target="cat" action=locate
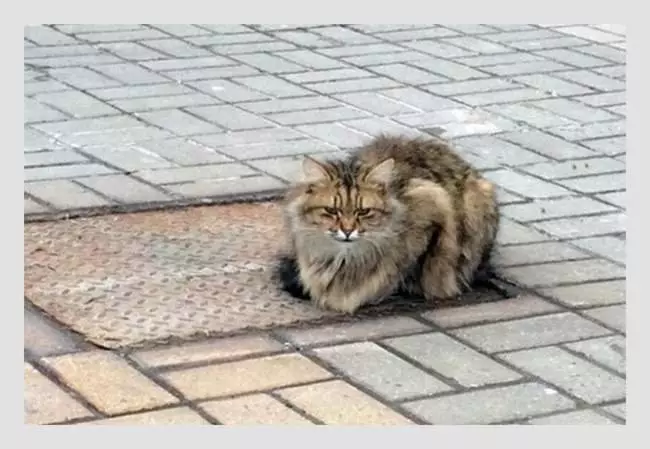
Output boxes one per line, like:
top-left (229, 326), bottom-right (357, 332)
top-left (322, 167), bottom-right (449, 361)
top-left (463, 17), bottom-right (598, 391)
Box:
top-left (274, 133), bottom-right (500, 314)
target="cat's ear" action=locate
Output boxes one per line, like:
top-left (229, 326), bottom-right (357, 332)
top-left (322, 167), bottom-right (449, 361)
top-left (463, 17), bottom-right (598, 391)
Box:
top-left (365, 158), bottom-right (394, 185)
top-left (301, 155), bottom-right (330, 184)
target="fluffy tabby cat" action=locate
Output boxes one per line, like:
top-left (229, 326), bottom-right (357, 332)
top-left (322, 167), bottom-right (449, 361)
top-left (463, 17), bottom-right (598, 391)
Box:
top-left (275, 133), bottom-right (500, 314)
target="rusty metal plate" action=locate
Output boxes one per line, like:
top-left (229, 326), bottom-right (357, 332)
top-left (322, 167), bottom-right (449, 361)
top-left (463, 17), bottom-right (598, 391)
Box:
top-left (24, 202), bottom-right (515, 349)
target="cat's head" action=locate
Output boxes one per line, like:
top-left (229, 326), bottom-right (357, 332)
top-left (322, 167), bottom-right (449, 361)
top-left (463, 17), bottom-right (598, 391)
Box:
top-left (285, 155), bottom-right (402, 244)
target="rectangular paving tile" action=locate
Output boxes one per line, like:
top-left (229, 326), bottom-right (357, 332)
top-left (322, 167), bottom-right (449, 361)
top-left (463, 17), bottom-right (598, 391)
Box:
top-left (493, 242), bottom-right (590, 267)
top-left (199, 394), bottom-right (312, 425)
top-left (77, 175), bottom-right (172, 204)
top-left (402, 382), bottom-right (575, 424)
top-left (500, 130), bottom-right (597, 160)
top-left (531, 213), bottom-right (626, 238)
top-left (33, 91), bottom-right (120, 118)
top-left (539, 280), bottom-right (626, 308)
top-left (500, 197), bottom-right (617, 222)
top-left (570, 236), bottom-right (625, 265)
top-left (565, 335), bottom-right (625, 375)
top-left (558, 173), bottom-right (626, 194)
top-left (295, 123), bottom-right (371, 148)
top-left (24, 363), bottom-right (93, 424)
top-left (484, 169), bottom-right (572, 199)
top-left (167, 175), bottom-right (286, 198)
top-left (25, 180), bottom-right (114, 209)
top-left (276, 380), bottom-right (413, 425)
top-left (496, 218), bottom-right (550, 245)
top-left (24, 149), bottom-right (89, 167)
top-left (420, 296), bottom-right (560, 329)
top-left (24, 307), bottom-right (86, 357)
top-left (277, 316), bottom-right (430, 347)
top-left (502, 259), bottom-right (625, 288)
top-left (583, 305), bottom-right (626, 333)
top-left (160, 354), bottom-right (333, 399)
top-left (519, 157), bottom-right (625, 180)
top-left (132, 335), bottom-right (285, 368)
top-left (42, 351), bottom-right (178, 415)
top-left (384, 333), bottom-right (522, 387)
top-left (87, 407), bottom-right (210, 425)
top-left (138, 109), bottom-right (224, 136)
top-left (452, 312), bottom-right (612, 353)
top-left (498, 346), bottom-right (625, 404)
top-left (313, 342), bottom-right (452, 400)
top-left (527, 409), bottom-right (619, 425)
top-left (454, 135), bottom-right (548, 166)
top-left (186, 105), bottom-right (276, 131)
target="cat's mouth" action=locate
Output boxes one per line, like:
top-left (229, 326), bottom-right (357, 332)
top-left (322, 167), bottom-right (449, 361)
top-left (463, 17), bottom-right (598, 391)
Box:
top-left (329, 229), bottom-right (361, 242)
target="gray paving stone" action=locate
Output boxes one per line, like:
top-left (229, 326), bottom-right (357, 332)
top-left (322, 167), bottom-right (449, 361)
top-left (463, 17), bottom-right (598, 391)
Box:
top-left (423, 78), bottom-right (516, 96)
top-left (165, 65), bottom-right (260, 82)
top-left (24, 127), bottom-right (69, 152)
top-left (238, 96), bottom-right (341, 114)
top-left (558, 26), bottom-right (622, 43)
top-left (47, 67), bottom-right (122, 89)
top-left (24, 198), bottom-right (50, 214)
top-left (235, 75), bottom-right (312, 98)
top-left (313, 342), bottom-right (452, 400)
top-left (278, 316), bottom-right (430, 347)
top-left (539, 281), bottom-right (626, 308)
top-left (138, 109), bottom-right (224, 136)
top-left (532, 212), bottom-right (626, 239)
top-left (483, 169), bottom-right (572, 198)
top-left (384, 333), bottom-right (522, 387)
top-left (272, 30), bottom-right (335, 48)
top-left (581, 136), bottom-right (626, 155)
top-left (24, 307), bottom-right (86, 357)
top-left (407, 58), bottom-right (489, 81)
top-left (403, 40), bottom-right (475, 58)
top-left (528, 98), bottom-right (619, 123)
top-left (558, 172), bottom-right (626, 194)
top-left (452, 313), bottom-right (611, 353)
top-left (150, 24), bottom-right (212, 37)
top-left (499, 346), bottom-right (625, 404)
top-left (513, 73), bottom-right (595, 95)
top-left (342, 51), bottom-right (429, 67)
top-left (97, 42), bottom-right (167, 61)
top-left (125, 139), bottom-right (232, 166)
top-left (378, 87), bottom-right (461, 111)
top-left (24, 149), bottom-right (89, 167)
top-left (313, 26), bottom-right (380, 44)
top-left (454, 135), bottom-right (548, 166)
top-left (111, 93), bottom-right (218, 112)
top-left (91, 63), bottom-right (169, 85)
top-left (140, 56), bottom-right (236, 72)
top-left (81, 145), bottom-right (176, 171)
top-left (553, 70), bottom-right (625, 92)
top-left (375, 28), bottom-right (458, 42)
top-left (295, 123), bottom-right (371, 148)
top-left (165, 175), bottom-right (285, 198)
top-left (341, 117), bottom-right (425, 139)
top-left (333, 92), bottom-right (421, 116)
top-left (136, 163), bottom-right (257, 185)
top-left (597, 191), bottom-right (625, 209)
top-left (33, 91), bottom-right (120, 118)
top-left (484, 29), bottom-right (563, 42)
top-left (519, 157), bottom-right (625, 180)
top-left (602, 402), bottom-right (625, 420)
top-left (195, 24), bottom-right (252, 34)
top-left (442, 36), bottom-right (512, 54)
top-left (444, 24), bottom-right (496, 34)
top-left (319, 43), bottom-right (404, 58)
top-left (24, 44), bottom-right (100, 59)
top-left (192, 128), bottom-right (304, 148)
top-left (528, 409), bottom-right (618, 425)
top-left (189, 79), bottom-right (269, 103)
top-left (24, 98), bottom-right (68, 123)
top-left (305, 77), bottom-right (401, 95)
top-left (500, 197), bottom-right (617, 222)
top-left (78, 174), bottom-right (172, 203)
top-left (500, 130), bottom-right (597, 160)
top-left (594, 65), bottom-right (626, 80)
top-left (496, 218), bottom-right (550, 245)
top-left (55, 24), bottom-right (144, 34)
top-left (141, 38), bottom-right (212, 57)
top-left (607, 104), bottom-right (625, 117)
top-left (24, 26), bottom-right (78, 45)
top-left (369, 63), bottom-right (448, 85)
top-left (403, 383), bottom-right (575, 424)
top-left (217, 139), bottom-right (338, 160)
top-left (25, 163), bottom-right (117, 181)
top-left (187, 32), bottom-right (272, 47)
top-left (274, 50), bottom-right (347, 69)
top-left (502, 259), bottom-right (625, 288)
top-left (186, 105), bottom-right (276, 131)
top-left (266, 106), bottom-right (371, 126)
top-left (24, 80), bottom-right (70, 95)
top-left (481, 61), bottom-right (571, 76)
top-left (533, 48), bottom-right (613, 68)
top-left (89, 83), bottom-right (194, 100)
top-left (25, 179), bottom-right (114, 209)
top-left (455, 52), bottom-right (545, 67)
top-left (54, 126), bottom-right (173, 147)
top-left (29, 55), bottom-right (125, 70)
top-left (507, 37), bottom-right (592, 51)
top-left (209, 41), bottom-right (297, 55)
top-left (75, 29), bottom-right (168, 42)
top-left (565, 335), bottom-right (625, 375)
top-left (484, 103), bottom-right (577, 128)
top-left (493, 242), bottom-right (590, 267)
top-left (454, 88), bottom-right (549, 106)
top-left (583, 305), bottom-right (625, 334)
top-left (231, 53), bottom-right (322, 74)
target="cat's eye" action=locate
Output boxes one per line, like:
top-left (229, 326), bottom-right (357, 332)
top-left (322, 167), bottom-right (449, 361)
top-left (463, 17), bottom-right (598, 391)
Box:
top-left (357, 208), bottom-right (371, 216)
top-left (324, 207), bottom-right (338, 215)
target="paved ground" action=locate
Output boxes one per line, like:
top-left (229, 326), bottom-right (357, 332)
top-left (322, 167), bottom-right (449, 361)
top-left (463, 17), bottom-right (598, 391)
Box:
top-left (24, 24), bottom-right (625, 425)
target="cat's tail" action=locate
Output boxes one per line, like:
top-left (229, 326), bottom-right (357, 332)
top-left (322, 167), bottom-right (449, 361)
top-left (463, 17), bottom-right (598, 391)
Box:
top-left (272, 254), bottom-right (311, 301)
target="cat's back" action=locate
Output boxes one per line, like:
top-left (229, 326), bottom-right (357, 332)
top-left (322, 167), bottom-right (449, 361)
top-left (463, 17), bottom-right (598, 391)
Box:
top-left (353, 134), bottom-right (476, 189)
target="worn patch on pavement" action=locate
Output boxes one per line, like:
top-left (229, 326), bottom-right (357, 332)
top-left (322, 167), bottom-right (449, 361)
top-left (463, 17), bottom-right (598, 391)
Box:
top-left (24, 202), bottom-right (518, 349)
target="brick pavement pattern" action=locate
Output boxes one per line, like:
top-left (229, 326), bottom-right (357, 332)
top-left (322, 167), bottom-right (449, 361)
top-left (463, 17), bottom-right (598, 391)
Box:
top-left (24, 24), bottom-right (625, 425)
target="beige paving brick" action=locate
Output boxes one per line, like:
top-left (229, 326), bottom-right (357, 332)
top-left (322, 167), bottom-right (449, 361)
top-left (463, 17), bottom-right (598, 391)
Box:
top-left (85, 407), bottom-right (210, 425)
top-left (42, 351), bottom-right (178, 415)
top-left (539, 280), bottom-right (625, 308)
top-left (160, 353), bottom-right (333, 400)
top-left (199, 394), bottom-right (312, 425)
top-left (131, 334), bottom-right (284, 368)
top-left (420, 295), bottom-right (560, 328)
top-left (24, 363), bottom-right (92, 424)
top-left (276, 380), bottom-right (414, 425)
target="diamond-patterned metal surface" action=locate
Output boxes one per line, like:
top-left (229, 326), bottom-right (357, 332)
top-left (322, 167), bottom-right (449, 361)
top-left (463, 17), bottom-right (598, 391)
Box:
top-left (24, 202), bottom-right (513, 349)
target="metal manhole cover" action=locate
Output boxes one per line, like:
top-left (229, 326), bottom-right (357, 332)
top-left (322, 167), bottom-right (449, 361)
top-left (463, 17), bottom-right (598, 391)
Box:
top-left (24, 202), bottom-right (518, 349)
